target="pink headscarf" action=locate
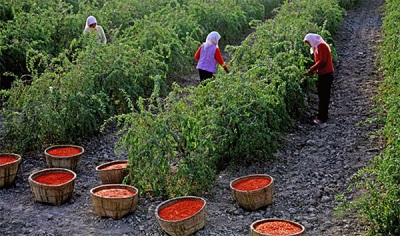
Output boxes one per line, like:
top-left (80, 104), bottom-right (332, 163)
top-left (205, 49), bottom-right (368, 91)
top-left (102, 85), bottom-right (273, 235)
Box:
top-left (304, 33), bottom-right (330, 54)
top-left (204, 31), bottom-right (221, 49)
top-left (85, 16), bottom-right (98, 31)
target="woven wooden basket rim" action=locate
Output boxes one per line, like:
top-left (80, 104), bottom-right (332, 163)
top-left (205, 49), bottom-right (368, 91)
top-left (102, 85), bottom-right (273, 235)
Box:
top-left (251, 218), bottom-right (305, 235)
top-left (155, 196), bottom-right (206, 222)
top-left (230, 174), bottom-right (274, 192)
top-left (90, 184), bottom-right (138, 199)
top-left (96, 160), bottom-right (128, 171)
top-left (44, 145), bottom-right (84, 158)
top-left (0, 153), bottom-right (22, 166)
top-left (28, 168), bottom-right (77, 186)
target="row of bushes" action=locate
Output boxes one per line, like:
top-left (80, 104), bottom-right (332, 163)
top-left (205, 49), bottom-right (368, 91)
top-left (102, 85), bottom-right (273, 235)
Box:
top-left (0, 0), bottom-right (278, 89)
top-left (0, 0), bottom-right (282, 152)
top-left (345, 0), bottom-right (400, 234)
top-left (114, 0), bottom-right (350, 197)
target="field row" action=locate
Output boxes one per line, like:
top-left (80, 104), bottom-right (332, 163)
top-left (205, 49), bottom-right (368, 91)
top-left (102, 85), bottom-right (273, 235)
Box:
top-left (348, 0), bottom-right (400, 234)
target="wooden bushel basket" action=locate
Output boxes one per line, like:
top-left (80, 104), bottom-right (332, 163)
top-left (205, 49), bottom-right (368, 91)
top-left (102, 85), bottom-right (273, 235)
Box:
top-left (28, 168), bottom-right (76, 205)
top-left (44, 145), bottom-right (84, 171)
top-left (230, 174), bottom-right (274, 211)
top-left (90, 184), bottom-right (139, 220)
top-left (251, 218), bottom-right (305, 236)
top-left (155, 196), bottom-right (206, 236)
top-left (96, 160), bottom-right (128, 184)
top-left (0, 153), bottom-right (22, 188)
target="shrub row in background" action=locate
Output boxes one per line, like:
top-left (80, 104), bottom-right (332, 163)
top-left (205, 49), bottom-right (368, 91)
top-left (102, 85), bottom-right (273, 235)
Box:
top-left (0, 0), bottom-right (279, 89)
top-left (0, 0), bottom-right (282, 152)
top-left (114, 0), bottom-right (352, 198)
top-left (345, 0), bottom-right (400, 234)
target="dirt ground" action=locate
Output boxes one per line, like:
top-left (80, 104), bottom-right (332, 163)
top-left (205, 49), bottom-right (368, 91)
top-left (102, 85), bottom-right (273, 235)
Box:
top-left (0, 0), bottom-right (384, 235)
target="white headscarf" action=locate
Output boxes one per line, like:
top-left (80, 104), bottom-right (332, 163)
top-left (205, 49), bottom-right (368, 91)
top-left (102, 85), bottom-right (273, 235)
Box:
top-left (85, 16), bottom-right (98, 31)
top-left (204, 31), bottom-right (221, 49)
top-left (304, 33), bottom-right (330, 54)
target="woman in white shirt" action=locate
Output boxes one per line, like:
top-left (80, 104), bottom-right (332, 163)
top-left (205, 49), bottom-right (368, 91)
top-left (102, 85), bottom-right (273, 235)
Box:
top-left (83, 16), bottom-right (107, 44)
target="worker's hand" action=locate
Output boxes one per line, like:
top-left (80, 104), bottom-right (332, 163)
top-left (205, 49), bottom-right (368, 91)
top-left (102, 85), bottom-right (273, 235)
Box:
top-left (224, 67), bottom-right (230, 74)
top-left (305, 70), bottom-right (313, 76)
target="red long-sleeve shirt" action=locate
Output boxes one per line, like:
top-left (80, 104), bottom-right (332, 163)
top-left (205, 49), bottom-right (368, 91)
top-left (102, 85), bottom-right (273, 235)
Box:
top-left (194, 45), bottom-right (226, 68)
top-left (309, 43), bottom-right (334, 75)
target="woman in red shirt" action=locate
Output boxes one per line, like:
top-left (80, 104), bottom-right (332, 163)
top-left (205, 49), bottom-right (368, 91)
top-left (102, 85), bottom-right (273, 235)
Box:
top-left (304, 33), bottom-right (334, 124)
top-left (194, 31), bottom-right (229, 82)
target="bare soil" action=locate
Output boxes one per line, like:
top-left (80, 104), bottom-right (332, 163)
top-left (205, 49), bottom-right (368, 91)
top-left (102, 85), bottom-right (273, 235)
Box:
top-left (0, 0), bottom-right (384, 235)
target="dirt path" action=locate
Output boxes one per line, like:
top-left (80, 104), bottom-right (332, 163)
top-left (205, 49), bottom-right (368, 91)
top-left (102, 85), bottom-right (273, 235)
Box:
top-left (201, 0), bottom-right (384, 234)
top-left (0, 0), bottom-right (384, 235)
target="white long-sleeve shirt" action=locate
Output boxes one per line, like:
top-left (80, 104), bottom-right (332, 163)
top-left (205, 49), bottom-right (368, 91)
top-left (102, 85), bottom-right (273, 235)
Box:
top-left (83, 25), bottom-right (107, 44)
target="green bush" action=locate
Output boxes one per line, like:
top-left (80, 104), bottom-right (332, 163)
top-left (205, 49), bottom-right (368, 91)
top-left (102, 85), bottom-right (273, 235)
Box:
top-left (113, 82), bottom-right (217, 197)
top-left (1, 0), bottom-right (281, 153)
top-left (112, 0), bottom-right (346, 198)
top-left (2, 50), bottom-right (108, 152)
top-left (0, 3), bottom-right (13, 22)
top-left (0, 0), bottom-right (82, 88)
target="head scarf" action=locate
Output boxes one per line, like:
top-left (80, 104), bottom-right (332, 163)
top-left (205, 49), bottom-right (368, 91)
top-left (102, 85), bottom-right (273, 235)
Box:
top-left (85, 16), bottom-right (98, 31)
top-left (304, 33), bottom-right (330, 54)
top-left (204, 31), bottom-right (221, 49)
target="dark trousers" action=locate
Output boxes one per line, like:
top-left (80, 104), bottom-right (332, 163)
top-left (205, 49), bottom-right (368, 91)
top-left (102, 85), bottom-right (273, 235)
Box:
top-left (317, 73), bottom-right (334, 121)
top-left (198, 69), bottom-right (213, 82)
